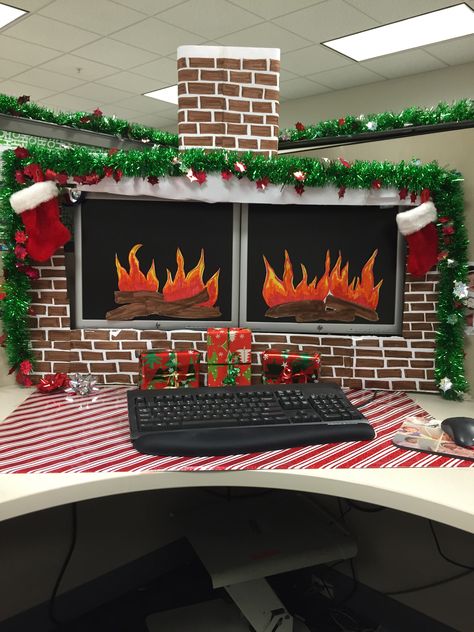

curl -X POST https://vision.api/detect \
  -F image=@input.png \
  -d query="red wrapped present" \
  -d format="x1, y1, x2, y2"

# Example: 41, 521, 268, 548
262, 349, 320, 384
138, 349, 200, 389
207, 327, 252, 386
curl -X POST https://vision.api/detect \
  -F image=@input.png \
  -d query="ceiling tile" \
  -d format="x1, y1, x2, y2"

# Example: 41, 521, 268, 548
8, 0, 53, 9
66, 82, 135, 103
344, 0, 455, 24
39, 93, 101, 112
14, 67, 86, 91
0, 79, 56, 100
0, 35, 60, 65
1, 15, 99, 51
111, 17, 205, 56
74, 38, 157, 70
215, 21, 313, 53
280, 77, 330, 101
39, 0, 145, 35
307, 64, 384, 89
361, 49, 447, 78
158, 0, 261, 39
273, 0, 379, 43
424, 35, 474, 67
98, 104, 146, 121
112, 0, 186, 15
40, 55, 118, 82
134, 111, 177, 127
115, 94, 178, 113
100, 71, 167, 93
282, 44, 350, 75
132, 56, 178, 82
0, 58, 30, 80
229, 0, 324, 19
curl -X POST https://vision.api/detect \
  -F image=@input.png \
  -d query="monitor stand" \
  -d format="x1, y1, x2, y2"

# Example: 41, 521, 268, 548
147, 491, 356, 632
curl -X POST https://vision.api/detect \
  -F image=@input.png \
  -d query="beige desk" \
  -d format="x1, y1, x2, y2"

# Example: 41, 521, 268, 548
1, 386, 473, 533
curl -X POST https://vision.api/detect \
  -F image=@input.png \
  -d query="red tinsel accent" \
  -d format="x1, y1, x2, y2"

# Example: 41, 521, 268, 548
295, 121, 305, 131
14, 146, 29, 159
438, 216, 450, 224
37, 373, 70, 393
338, 118, 345, 126
437, 250, 448, 261
339, 157, 351, 168
79, 115, 91, 123
372, 179, 382, 189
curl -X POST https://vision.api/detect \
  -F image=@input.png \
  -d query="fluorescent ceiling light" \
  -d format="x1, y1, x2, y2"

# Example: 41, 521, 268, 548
143, 85, 178, 105
323, 4, 474, 61
0, 2, 27, 29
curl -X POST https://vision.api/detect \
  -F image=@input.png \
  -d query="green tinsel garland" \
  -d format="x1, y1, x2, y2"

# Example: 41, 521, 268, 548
0, 93, 179, 148
0, 143, 469, 398
280, 99, 474, 142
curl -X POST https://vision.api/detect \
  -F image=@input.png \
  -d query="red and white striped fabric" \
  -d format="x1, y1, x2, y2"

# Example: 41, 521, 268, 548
0, 388, 472, 473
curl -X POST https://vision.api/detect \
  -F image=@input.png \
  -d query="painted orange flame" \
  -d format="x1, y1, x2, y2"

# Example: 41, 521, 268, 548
163, 248, 219, 307
115, 244, 159, 291
263, 250, 382, 310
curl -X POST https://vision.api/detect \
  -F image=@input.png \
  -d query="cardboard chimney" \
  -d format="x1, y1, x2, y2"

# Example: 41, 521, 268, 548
177, 45, 280, 157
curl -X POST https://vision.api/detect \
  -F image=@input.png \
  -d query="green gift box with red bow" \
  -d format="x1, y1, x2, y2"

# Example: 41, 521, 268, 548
262, 349, 320, 384
138, 349, 200, 389
207, 327, 252, 387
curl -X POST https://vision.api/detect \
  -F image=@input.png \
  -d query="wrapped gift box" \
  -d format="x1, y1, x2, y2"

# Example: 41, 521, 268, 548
138, 349, 200, 389
207, 327, 252, 386
262, 349, 320, 384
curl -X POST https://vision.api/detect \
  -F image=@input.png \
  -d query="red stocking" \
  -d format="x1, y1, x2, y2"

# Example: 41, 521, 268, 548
10, 181, 71, 262
396, 201, 438, 276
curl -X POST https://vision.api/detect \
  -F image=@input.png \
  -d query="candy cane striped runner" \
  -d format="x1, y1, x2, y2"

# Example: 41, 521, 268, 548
0, 388, 472, 473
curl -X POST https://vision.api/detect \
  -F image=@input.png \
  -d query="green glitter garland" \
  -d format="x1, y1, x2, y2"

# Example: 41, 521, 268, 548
280, 99, 474, 142
0, 93, 179, 148
0, 143, 469, 398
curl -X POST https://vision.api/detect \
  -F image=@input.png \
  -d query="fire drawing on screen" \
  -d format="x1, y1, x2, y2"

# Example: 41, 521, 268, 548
262, 250, 382, 322
106, 244, 221, 320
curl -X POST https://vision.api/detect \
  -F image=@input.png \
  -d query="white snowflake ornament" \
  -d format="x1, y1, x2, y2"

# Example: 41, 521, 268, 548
453, 281, 468, 299
439, 377, 453, 392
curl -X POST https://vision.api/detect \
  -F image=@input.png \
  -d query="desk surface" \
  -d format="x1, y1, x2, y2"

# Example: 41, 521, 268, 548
1, 386, 473, 532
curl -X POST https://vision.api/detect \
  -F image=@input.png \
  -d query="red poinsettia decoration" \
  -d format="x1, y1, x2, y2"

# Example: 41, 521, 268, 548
221, 170, 232, 181
0, 292, 6, 301
23, 163, 44, 182
442, 225, 455, 236
399, 187, 408, 200
295, 121, 305, 131
338, 118, 345, 126
295, 183, 305, 196
17, 95, 30, 105
92, 108, 103, 117
234, 161, 246, 174
20, 359, 32, 375
293, 170, 306, 182
15, 170, 26, 184
113, 169, 123, 182
108, 147, 119, 156
15, 230, 27, 244
147, 175, 159, 185
338, 186, 346, 199
14, 244, 27, 260
410, 191, 417, 203
437, 250, 448, 261
186, 168, 207, 185
371, 179, 382, 190
256, 177, 270, 190
104, 166, 114, 178
420, 188, 431, 203
338, 157, 351, 168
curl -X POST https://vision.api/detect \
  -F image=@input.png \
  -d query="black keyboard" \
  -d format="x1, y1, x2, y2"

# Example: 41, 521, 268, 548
127, 383, 375, 456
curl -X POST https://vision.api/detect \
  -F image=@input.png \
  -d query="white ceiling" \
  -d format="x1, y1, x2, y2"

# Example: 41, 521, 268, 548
0, 0, 473, 131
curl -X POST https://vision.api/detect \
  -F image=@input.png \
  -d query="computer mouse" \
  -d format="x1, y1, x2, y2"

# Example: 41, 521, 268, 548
441, 417, 474, 448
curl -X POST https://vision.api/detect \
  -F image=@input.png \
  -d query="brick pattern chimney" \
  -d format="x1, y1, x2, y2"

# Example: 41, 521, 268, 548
177, 45, 280, 157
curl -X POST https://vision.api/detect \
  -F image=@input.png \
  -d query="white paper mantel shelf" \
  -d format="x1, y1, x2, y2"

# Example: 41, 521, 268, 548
79, 175, 415, 207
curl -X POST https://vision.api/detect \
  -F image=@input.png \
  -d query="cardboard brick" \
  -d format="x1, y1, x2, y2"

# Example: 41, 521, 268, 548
201, 69, 228, 81
216, 58, 241, 69
218, 83, 240, 96
187, 82, 216, 94
189, 57, 215, 67
188, 110, 212, 122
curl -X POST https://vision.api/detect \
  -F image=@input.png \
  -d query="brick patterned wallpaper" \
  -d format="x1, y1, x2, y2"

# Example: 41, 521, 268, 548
28, 250, 438, 393
177, 46, 280, 157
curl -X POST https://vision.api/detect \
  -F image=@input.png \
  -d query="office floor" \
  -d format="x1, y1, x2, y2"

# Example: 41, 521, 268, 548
51, 559, 379, 632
